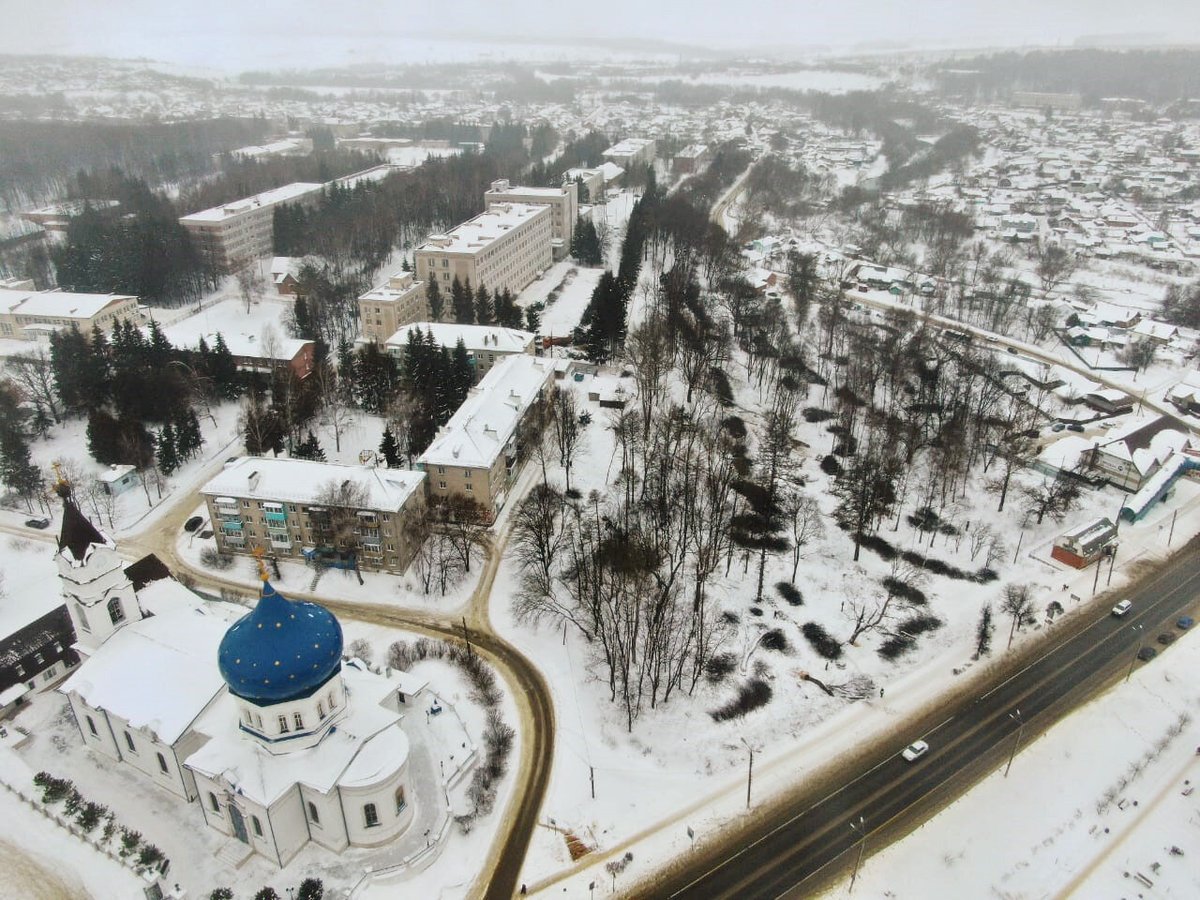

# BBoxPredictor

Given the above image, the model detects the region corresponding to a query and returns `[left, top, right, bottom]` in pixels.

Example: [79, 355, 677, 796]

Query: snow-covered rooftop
[59, 608, 229, 746]
[419, 355, 555, 470]
[385, 322, 534, 355]
[185, 662, 407, 805]
[0, 289, 134, 318]
[201, 457, 425, 512]
[180, 182, 323, 224]
[415, 203, 548, 257]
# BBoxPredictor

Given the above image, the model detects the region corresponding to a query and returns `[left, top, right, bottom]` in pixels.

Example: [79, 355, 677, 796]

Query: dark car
[1178, 616, 1194, 630]
[1157, 632, 1176, 646]
[24, 517, 50, 529]
[184, 515, 204, 533]
[1136, 646, 1158, 662]
[199, 529, 214, 540]
[1067, 423, 1085, 432]
[1051, 423, 1066, 432]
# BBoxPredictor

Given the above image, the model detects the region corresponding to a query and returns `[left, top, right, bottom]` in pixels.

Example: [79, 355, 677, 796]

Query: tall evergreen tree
[450, 276, 474, 324]
[0, 426, 42, 511]
[156, 422, 179, 475]
[379, 427, 401, 468]
[209, 334, 239, 399]
[426, 276, 444, 322]
[474, 282, 494, 325]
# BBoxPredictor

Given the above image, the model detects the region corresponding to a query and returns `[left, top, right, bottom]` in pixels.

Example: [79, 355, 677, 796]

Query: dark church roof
[57, 492, 107, 562]
[124, 554, 172, 591]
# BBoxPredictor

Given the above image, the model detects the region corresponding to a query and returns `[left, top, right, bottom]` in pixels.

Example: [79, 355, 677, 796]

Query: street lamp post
[849, 815, 867, 893]
[1004, 708, 1025, 778]
[1125, 624, 1145, 682]
[739, 738, 756, 809]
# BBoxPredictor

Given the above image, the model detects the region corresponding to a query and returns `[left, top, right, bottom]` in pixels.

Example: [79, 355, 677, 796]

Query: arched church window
[363, 803, 379, 828]
[394, 786, 406, 814]
[209, 792, 220, 813]
[107, 597, 125, 625]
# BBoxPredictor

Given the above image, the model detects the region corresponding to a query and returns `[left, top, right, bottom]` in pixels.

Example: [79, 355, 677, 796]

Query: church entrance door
[228, 803, 249, 844]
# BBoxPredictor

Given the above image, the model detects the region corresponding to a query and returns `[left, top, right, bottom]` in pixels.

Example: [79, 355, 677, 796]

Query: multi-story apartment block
[673, 144, 711, 174]
[179, 183, 324, 273]
[413, 203, 552, 302]
[201, 459, 427, 573]
[602, 138, 656, 171]
[417, 355, 555, 520]
[483, 179, 578, 257]
[0, 289, 139, 341]
[384, 322, 535, 382]
[358, 272, 427, 343]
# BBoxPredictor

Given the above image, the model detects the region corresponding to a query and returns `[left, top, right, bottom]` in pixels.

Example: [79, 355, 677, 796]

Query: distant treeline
[0, 117, 269, 209]
[935, 49, 1200, 105]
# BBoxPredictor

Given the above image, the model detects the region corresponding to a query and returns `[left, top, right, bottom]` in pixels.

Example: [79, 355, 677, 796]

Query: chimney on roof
[248, 470, 260, 492]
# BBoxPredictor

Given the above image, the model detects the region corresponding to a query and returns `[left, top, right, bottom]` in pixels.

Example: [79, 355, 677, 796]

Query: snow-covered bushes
[200, 547, 233, 570]
[776, 581, 803, 605]
[710, 678, 773, 722]
[802, 622, 843, 660]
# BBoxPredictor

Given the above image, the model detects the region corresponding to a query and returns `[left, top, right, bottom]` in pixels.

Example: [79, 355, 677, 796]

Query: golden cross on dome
[251, 546, 270, 582]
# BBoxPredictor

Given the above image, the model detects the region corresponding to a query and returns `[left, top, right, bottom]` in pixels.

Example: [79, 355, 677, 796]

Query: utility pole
[1106, 545, 1117, 587]
[1125, 624, 1145, 682]
[849, 816, 867, 893]
[1092, 556, 1102, 596]
[590, 766, 595, 800]
[1004, 708, 1024, 777]
[461, 616, 473, 659]
[740, 738, 756, 809]
[1169, 509, 1177, 546]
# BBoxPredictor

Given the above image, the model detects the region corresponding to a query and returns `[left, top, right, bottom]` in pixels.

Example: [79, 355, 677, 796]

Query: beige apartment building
[413, 203, 552, 302]
[384, 321, 535, 382]
[201, 458, 427, 574]
[180, 183, 324, 273]
[358, 271, 427, 343]
[417, 355, 555, 520]
[0, 289, 139, 341]
[483, 179, 578, 257]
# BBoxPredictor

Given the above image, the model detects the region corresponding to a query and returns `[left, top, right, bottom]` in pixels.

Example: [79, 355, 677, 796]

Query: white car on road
[901, 740, 930, 762]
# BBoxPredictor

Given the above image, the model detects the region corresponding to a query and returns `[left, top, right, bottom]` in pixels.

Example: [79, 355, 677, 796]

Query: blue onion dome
[218, 580, 343, 704]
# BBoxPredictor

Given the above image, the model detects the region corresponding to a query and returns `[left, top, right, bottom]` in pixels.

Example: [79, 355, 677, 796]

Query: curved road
[118, 463, 553, 900]
[649, 537, 1200, 899]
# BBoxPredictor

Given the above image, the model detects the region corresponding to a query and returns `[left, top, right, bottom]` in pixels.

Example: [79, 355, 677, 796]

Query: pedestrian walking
[880, 688, 885, 698]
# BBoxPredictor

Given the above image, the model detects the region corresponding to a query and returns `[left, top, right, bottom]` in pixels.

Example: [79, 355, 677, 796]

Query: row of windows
[76, 597, 125, 633]
[204, 788, 406, 838]
[241, 689, 340, 736]
[84, 715, 171, 776]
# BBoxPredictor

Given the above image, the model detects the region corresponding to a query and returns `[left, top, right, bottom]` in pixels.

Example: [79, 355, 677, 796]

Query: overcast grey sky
[1, 0, 1197, 70]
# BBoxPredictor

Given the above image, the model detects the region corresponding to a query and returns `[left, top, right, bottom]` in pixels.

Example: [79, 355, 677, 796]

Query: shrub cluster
[882, 576, 927, 606]
[802, 622, 843, 660]
[705, 652, 738, 683]
[878, 613, 944, 660]
[759, 629, 790, 653]
[457, 709, 516, 830]
[857, 534, 998, 582]
[710, 678, 773, 722]
[387, 638, 501, 707]
[802, 407, 835, 423]
[775, 581, 803, 606]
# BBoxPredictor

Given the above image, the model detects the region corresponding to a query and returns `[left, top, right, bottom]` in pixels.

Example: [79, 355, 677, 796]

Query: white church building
[55, 491, 426, 867]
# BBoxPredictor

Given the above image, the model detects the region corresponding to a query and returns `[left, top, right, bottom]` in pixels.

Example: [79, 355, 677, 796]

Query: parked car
[1007, 347, 1019, 355]
[1136, 646, 1158, 662]
[184, 516, 204, 533]
[1157, 632, 1176, 646]
[24, 517, 50, 529]
[1111, 600, 1133, 617]
[1067, 423, 1085, 432]
[901, 740, 930, 762]
[199, 529, 213, 540]
[1051, 423, 1066, 432]
[1177, 616, 1194, 630]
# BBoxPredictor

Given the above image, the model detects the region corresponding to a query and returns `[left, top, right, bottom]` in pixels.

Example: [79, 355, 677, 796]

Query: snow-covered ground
[835, 625, 1200, 900]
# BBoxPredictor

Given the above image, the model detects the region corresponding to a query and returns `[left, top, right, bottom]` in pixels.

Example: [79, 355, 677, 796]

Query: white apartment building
[384, 321, 535, 382]
[483, 179, 578, 256]
[358, 272, 428, 343]
[602, 138, 656, 171]
[413, 203, 552, 301]
[180, 183, 324, 273]
[0, 289, 139, 341]
[417, 355, 555, 520]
